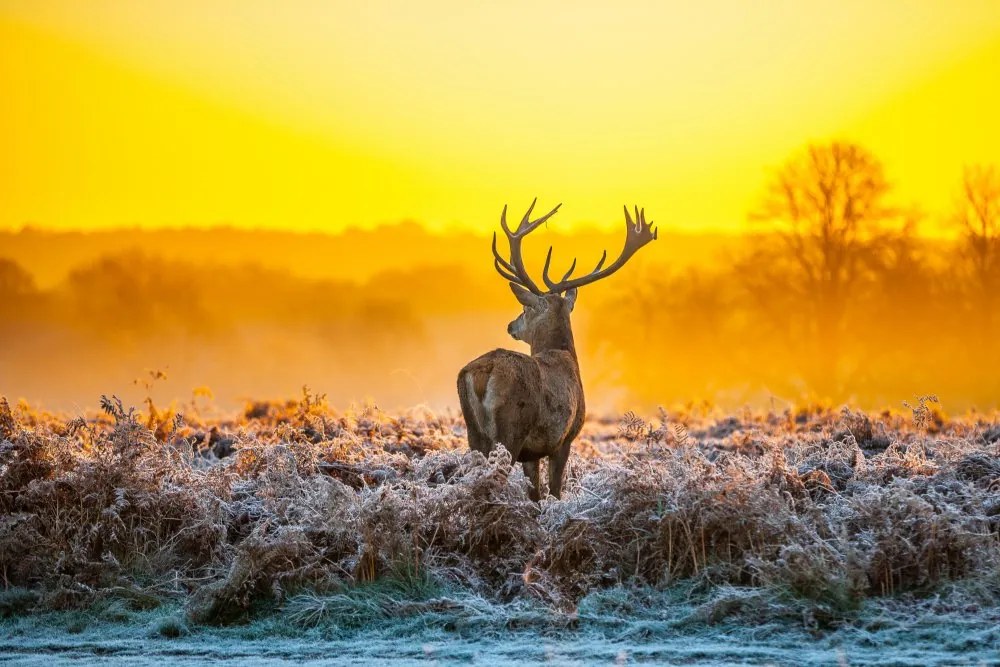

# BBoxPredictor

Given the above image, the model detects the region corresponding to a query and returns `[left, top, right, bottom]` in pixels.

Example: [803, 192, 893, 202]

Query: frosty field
[3, 586, 999, 665]
[1, 394, 999, 665]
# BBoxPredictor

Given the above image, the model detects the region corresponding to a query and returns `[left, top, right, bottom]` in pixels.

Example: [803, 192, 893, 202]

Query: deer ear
[509, 283, 539, 307]
[563, 287, 578, 311]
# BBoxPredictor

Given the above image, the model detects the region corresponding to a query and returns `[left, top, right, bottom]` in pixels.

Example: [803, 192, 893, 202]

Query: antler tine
[592, 249, 608, 273]
[541, 204, 658, 294]
[542, 247, 556, 290]
[492, 199, 562, 294]
[512, 198, 561, 236]
[493, 257, 521, 284]
[541, 247, 577, 291]
[495, 204, 539, 291]
[499, 203, 513, 236]
[560, 257, 577, 282]
[519, 198, 537, 231]
[492, 231, 517, 274]
[491, 231, 524, 288]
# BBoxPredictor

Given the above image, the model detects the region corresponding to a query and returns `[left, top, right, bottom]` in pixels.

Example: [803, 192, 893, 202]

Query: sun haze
[2, 0, 999, 233]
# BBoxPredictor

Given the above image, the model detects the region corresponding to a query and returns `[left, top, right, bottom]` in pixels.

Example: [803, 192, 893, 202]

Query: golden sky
[2, 1, 999, 234]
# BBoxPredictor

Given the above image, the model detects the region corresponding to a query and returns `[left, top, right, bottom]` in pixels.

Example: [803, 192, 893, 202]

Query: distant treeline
[597, 142, 1000, 410]
[0, 249, 499, 410]
[1, 141, 998, 412]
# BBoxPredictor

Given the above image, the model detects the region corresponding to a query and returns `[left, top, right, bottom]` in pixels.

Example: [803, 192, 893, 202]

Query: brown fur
[457, 289, 584, 500]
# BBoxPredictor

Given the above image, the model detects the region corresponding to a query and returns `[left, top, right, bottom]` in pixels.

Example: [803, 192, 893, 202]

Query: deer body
[458, 200, 657, 501]
[458, 292, 585, 500]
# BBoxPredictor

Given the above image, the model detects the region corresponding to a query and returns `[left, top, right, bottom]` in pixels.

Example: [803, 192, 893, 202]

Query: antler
[541, 205, 657, 293]
[492, 198, 562, 294]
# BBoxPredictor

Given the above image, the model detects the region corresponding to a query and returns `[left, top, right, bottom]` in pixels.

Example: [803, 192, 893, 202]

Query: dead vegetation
[0, 394, 998, 627]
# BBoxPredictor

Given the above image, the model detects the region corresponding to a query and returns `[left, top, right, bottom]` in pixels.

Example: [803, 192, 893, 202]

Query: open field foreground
[1, 395, 999, 665]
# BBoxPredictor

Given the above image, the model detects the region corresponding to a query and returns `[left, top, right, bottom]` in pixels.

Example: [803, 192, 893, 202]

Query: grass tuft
[149, 613, 188, 638]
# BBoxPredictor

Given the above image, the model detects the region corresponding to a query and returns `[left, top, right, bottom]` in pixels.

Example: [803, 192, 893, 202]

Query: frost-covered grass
[2, 583, 999, 665]
[1, 392, 999, 663]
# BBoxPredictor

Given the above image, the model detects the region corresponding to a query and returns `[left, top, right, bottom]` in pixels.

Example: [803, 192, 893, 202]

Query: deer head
[492, 199, 657, 352]
[506, 286, 577, 347]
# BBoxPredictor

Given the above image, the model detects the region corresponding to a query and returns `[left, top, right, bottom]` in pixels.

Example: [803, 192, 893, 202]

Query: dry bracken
[1, 395, 998, 625]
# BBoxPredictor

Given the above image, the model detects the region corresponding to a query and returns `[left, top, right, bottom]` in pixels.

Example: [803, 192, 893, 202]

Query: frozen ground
[2, 588, 997, 666]
[3, 399, 1000, 665]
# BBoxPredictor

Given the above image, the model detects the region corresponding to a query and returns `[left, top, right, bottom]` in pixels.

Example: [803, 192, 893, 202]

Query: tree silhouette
[743, 141, 898, 392]
[0, 258, 35, 298]
[952, 164, 1000, 345]
[0, 258, 37, 323]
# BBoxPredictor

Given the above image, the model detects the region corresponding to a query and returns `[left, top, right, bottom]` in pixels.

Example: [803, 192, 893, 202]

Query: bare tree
[0, 258, 37, 323]
[0, 258, 34, 298]
[952, 164, 1000, 343]
[743, 141, 898, 390]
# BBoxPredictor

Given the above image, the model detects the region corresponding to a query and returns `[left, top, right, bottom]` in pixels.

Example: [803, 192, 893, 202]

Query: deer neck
[529, 316, 578, 361]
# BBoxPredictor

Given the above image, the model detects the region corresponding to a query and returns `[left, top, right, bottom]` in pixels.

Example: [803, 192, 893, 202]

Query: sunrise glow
[3, 0, 999, 233]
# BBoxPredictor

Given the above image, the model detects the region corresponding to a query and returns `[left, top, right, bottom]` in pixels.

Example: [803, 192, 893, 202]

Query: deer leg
[491, 394, 526, 465]
[522, 460, 541, 502]
[547, 441, 573, 499]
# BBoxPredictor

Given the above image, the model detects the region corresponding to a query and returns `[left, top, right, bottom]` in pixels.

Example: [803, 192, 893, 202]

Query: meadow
[2, 392, 998, 664]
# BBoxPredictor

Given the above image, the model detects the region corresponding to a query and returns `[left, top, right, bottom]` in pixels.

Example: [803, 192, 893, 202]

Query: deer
[457, 199, 657, 500]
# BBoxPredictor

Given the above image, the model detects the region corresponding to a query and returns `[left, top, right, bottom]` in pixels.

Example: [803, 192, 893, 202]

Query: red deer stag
[457, 200, 657, 500]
